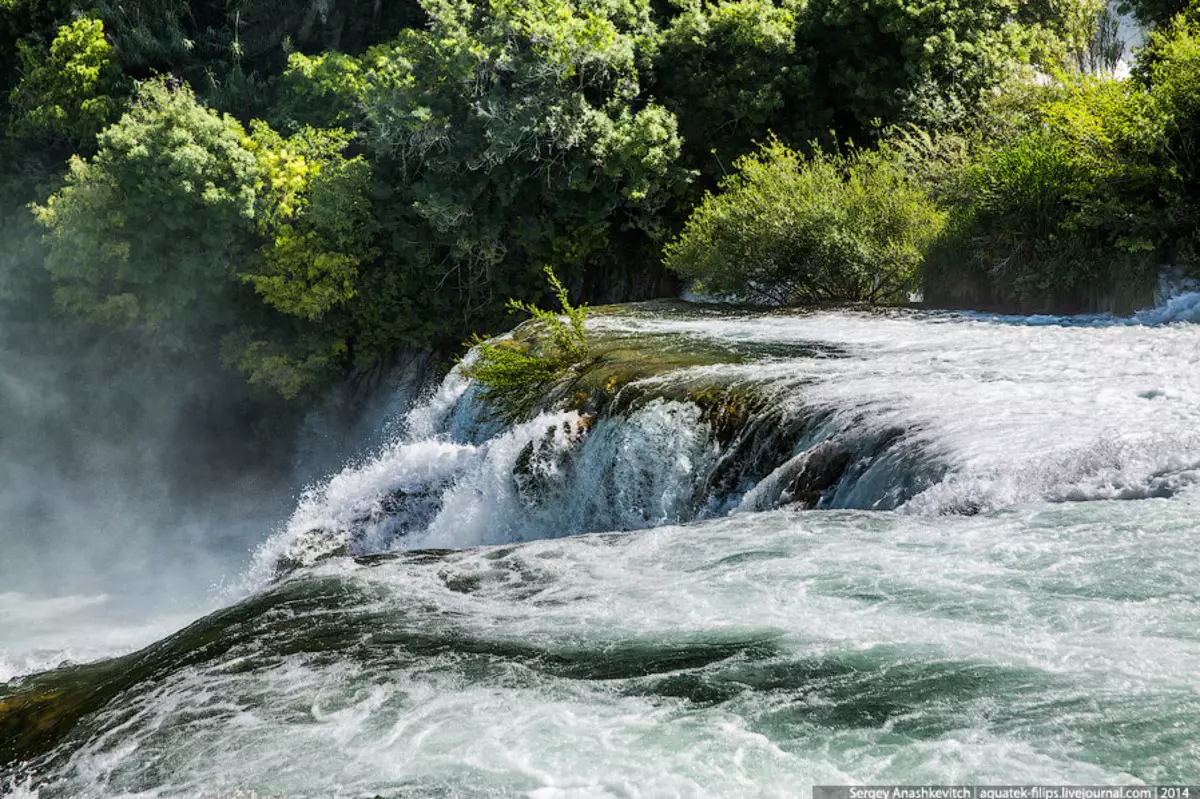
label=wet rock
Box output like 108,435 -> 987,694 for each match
781,442 -> 853,509
511,418 -> 593,506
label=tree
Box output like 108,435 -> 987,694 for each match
1117,0 -> 1188,28
34,78 -> 375,397
9,17 -> 124,146
243,121 -> 376,321
90,0 -> 426,94
795,0 -> 1071,137
34,79 -> 259,350
276,0 -> 691,363
653,0 -> 804,177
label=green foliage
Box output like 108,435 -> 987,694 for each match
1118,0 -> 1188,27
9,17 -> 124,146
649,0 -> 1097,178
464,267 -> 591,423
1136,7 -> 1200,263
33,79 -> 259,349
653,0 -> 801,175
2,0 -> 1183,419
275,51 -> 367,129
796,0 -> 1032,136
224,328 -> 350,400
243,122 -> 376,320
33,78 -> 375,396
91,0 -> 425,93
924,76 -> 1163,311
932,132 -> 1094,302
1145,10 -> 1200,182
274,0 -> 691,363
665,139 -> 945,305
0,0 -> 77,99
1015,0 -> 1121,74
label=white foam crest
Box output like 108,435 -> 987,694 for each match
244,437 -> 480,585
903,434 -> 1200,514
1134,290 -> 1200,325
248,396 -> 722,574
0,777 -> 40,799
402,354 -> 478,442
595,304 -> 1200,511
33,498 -> 1200,796
418,399 -> 719,549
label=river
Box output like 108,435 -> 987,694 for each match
4,298 -> 1200,797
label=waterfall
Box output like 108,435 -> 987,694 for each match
9,298 -> 1200,798
243,298 -> 1200,585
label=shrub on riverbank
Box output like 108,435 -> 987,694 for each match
663,141 -> 945,305
924,126 -> 1156,312
922,60 -> 1182,312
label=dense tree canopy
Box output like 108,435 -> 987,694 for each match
9,17 -> 123,146
0,0 -> 1171,416
31,79 -> 374,395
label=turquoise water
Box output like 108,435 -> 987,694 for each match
5,302 -> 1200,797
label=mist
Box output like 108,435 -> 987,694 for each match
0,306 -> 296,678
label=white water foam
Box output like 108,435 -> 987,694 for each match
243,297 -> 1200,575
12,297 -> 1200,797
593,303 -> 1200,514
22,497 -> 1200,797
246,397 -> 721,587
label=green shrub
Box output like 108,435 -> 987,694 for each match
463,267 -> 590,424
1142,8 -> 1200,262
924,119 -> 1158,312
663,140 -> 946,305
927,132 -> 1098,305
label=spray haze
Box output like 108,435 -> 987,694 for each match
0,306 -> 297,678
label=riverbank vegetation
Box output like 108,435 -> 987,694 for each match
464,268 -> 591,424
664,141 -> 946,305
1,0 -> 1198,446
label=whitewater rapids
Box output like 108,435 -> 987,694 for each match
5,298 -> 1200,797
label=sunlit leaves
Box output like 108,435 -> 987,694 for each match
243,122 -> 376,321
34,80 -> 257,349
464,266 -> 591,423
34,79 -> 374,396
9,18 -> 124,146
665,140 -> 945,305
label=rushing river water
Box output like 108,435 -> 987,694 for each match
5,298 -> 1200,797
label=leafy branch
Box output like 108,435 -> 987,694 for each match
463,266 -> 590,424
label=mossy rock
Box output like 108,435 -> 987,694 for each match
1,656 -> 140,769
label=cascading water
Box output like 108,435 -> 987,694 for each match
5,300 -> 1200,797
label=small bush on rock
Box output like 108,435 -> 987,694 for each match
464,268 -> 590,424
